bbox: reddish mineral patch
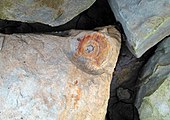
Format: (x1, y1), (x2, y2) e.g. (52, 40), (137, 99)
(74, 33), (110, 67)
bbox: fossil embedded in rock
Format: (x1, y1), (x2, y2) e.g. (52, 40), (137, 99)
(66, 26), (121, 75)
(0, 26), (121, 120)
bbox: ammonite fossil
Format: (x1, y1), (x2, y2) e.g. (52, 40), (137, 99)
(66, 26), (121, 75)
(0, 26), (121, 120)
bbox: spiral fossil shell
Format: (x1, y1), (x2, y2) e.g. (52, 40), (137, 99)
(66, 26), (121, 75)
(77, 33), (109, 61)
(0, 26), (121, 120)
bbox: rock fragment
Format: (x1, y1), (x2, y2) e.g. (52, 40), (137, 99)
(0, 0), (96, 26)
(108, 0), (170, 57)
(135, 37), (170, 120)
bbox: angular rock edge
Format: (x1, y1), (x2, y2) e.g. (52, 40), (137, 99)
(108, 0), (170, 58)
(135, 36), (170, 108)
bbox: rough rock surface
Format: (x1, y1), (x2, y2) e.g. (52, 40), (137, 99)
(108, 0), (170, 57)
(0, 26), (121, 120)
(0, 0), (116, 34)
(0, 0), (95, 26)
(135, 37), (170, 120)
(139, 79), (170, 120)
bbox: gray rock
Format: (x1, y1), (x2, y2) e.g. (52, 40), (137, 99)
(135, 37), (170, 120)
(0, 26), (121, 120)
(139, 77), (170, 120)
(0, 0), (95, 26)
(108, 0), (170, 57)
(136, 37), (170, 108)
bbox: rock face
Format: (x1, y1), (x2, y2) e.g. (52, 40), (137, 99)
(139, 79), (170, 120)
(0, 26), (121, 120)
(135, 37), (170, 120)
(0, 0), (95, 26)
(108, 0), (170, 57)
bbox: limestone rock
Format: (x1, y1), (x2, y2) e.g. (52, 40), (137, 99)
(135, 37), (170, 120)
(0, 0), (96, 26)
(0, 26), (121, 120)
(108, 0), (170, 57)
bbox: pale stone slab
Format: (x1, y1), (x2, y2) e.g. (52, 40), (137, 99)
(108, 0), (170, 57)
(0, 26), (121, 120)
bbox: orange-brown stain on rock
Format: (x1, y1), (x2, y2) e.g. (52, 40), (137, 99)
(74, 80), (78, 85)
(67, 80), (82, 109)
(74, 87), (81, 109)
(35, 0), (64, 9)
(74, 32), (110, 66)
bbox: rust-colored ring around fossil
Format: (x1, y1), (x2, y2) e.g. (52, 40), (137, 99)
(74, 32), (110, 67)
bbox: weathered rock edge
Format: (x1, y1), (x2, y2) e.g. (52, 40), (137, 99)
(135, 36), (170, 108)
(135, 37), (170, 120)
(0, 0), (96, 26)
(108, 0), (170, 57)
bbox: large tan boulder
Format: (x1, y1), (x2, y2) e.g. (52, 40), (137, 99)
(0, 26), (121, 120)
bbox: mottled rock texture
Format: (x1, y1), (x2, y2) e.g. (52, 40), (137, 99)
(139, 79), (170, 120)
(108, 0), (170, 57)
(0, 0), (116, 34)
(135, 37), (170, 120)
(0, 0), (95, 26)
(0, 26), (121, 120)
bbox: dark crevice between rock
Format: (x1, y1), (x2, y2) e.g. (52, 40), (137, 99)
(0, 0), (157, 120)
(134, 38), (169, 109)
(106, 40), (157, 120)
